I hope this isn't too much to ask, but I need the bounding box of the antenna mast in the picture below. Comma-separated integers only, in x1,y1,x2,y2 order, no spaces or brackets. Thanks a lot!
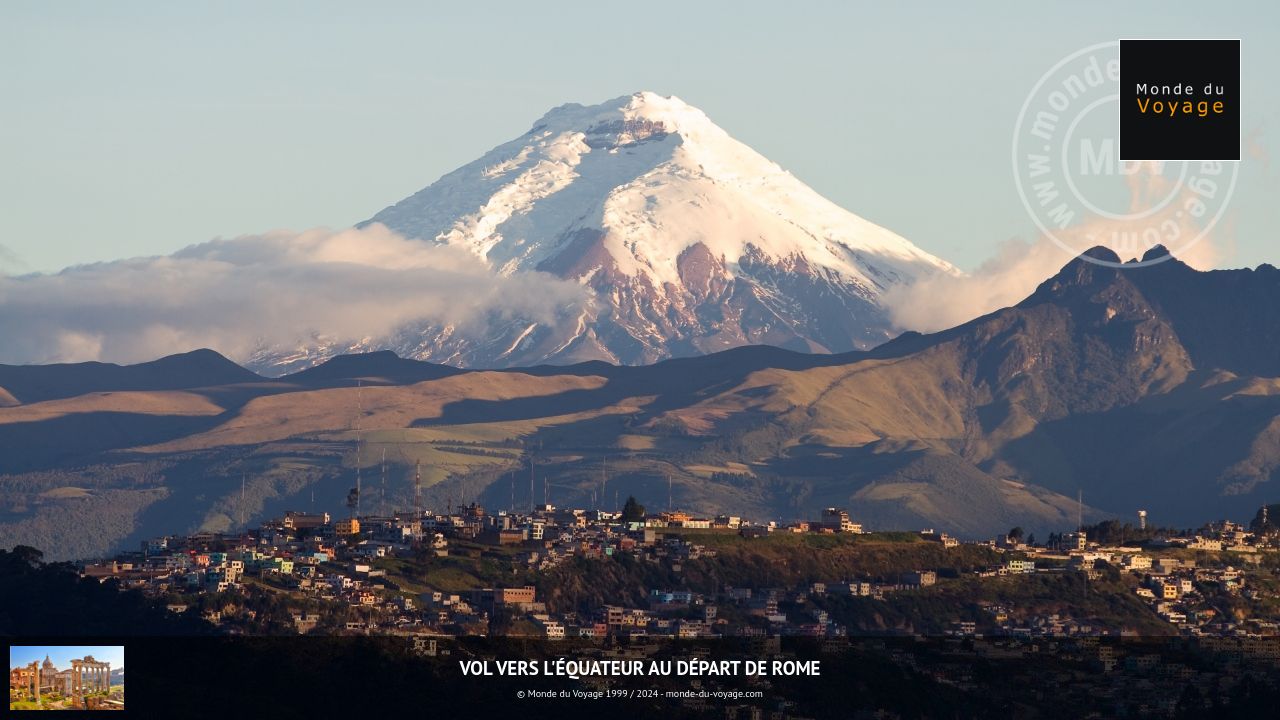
354,380,363,518
413,459,422,520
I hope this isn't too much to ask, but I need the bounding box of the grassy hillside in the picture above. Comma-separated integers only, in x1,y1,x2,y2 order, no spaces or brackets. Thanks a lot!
5,258,1280,560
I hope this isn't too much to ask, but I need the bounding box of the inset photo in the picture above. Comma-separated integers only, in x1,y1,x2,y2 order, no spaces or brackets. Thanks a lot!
9,646,124,711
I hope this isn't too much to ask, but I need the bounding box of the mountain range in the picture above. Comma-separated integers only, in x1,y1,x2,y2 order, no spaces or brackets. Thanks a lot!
249,92,955,374
2,245,1277,560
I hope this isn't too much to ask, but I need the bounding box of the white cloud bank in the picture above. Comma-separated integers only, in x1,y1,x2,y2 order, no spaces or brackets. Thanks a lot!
885,164,1231,334
0,224,587,365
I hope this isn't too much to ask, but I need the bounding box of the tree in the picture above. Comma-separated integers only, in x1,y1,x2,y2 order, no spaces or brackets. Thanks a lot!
621,496,646,523
1026,533,1037,546
1007,527,1024,543
9,545,44,568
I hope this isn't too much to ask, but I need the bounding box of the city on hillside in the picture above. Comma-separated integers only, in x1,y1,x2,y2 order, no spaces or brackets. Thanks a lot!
71,497,1280,644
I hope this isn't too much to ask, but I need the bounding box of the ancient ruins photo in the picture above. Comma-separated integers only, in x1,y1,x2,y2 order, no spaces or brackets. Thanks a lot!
9,647,123,711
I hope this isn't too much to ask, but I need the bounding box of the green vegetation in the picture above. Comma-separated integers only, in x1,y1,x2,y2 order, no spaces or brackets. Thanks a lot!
0,545,215,636
621,496,645,523
533,534,1001,615
815,572,1170,635
374,541,532,593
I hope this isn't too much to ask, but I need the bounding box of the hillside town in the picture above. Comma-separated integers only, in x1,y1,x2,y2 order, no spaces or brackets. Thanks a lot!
72,498,1280,646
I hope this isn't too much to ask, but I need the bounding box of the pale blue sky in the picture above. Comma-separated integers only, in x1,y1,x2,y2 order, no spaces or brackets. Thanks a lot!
10,645,124,670
2,1,1277,273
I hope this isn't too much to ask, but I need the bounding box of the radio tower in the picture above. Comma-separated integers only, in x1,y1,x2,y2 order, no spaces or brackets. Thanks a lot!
380,448,387,518
240,472,246,528
529,455,535,513
354,380,363,519
1077,489,1083,531
413,460,422,520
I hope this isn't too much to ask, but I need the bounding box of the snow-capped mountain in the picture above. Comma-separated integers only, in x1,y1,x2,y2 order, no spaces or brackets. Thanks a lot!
254,92,956,372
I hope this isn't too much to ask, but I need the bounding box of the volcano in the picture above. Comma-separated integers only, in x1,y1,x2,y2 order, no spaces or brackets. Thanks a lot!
251,92,956,373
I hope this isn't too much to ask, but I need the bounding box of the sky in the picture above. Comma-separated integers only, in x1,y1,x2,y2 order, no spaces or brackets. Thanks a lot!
10,645,125,671
1,1,1277,275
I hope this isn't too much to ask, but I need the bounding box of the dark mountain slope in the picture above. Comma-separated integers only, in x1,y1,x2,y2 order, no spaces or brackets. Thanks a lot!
0,349,261,404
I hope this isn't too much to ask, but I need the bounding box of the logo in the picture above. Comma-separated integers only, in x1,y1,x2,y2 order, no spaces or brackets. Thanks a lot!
1120,39,1240,161
1012,41,1238,268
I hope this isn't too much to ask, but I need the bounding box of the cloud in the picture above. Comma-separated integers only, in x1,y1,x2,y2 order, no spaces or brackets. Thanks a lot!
885,162,1235,333
882,237,1071,333
0,224,588,366
0,243,23,272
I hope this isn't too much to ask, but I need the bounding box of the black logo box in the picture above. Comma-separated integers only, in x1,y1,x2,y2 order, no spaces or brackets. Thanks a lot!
1119,39,1240,161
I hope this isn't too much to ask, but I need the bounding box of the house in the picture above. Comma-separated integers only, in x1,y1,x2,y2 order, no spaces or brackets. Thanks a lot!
283,512,331,531
1005,559,1036,574
531,614,565,640
901,571,937,588
472,586,537,610
292,612,319,634
818,508,862,534
1121,554,1152,570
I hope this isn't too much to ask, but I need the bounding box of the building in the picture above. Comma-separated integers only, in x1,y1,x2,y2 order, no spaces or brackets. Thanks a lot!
1063,532,1088,551
1187,536,1223,551
497,528,525,546
473,586,537,609
920,530,959,547
1121,554,1152,570
901,570,937,588
283,511,331,530
819,508,863,534
1005,559,1036,574
335,518,361,536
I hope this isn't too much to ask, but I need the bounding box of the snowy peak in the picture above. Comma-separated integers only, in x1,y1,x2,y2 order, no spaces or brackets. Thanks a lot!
531,92,722,149
367,91,952,287
265,92,962,371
